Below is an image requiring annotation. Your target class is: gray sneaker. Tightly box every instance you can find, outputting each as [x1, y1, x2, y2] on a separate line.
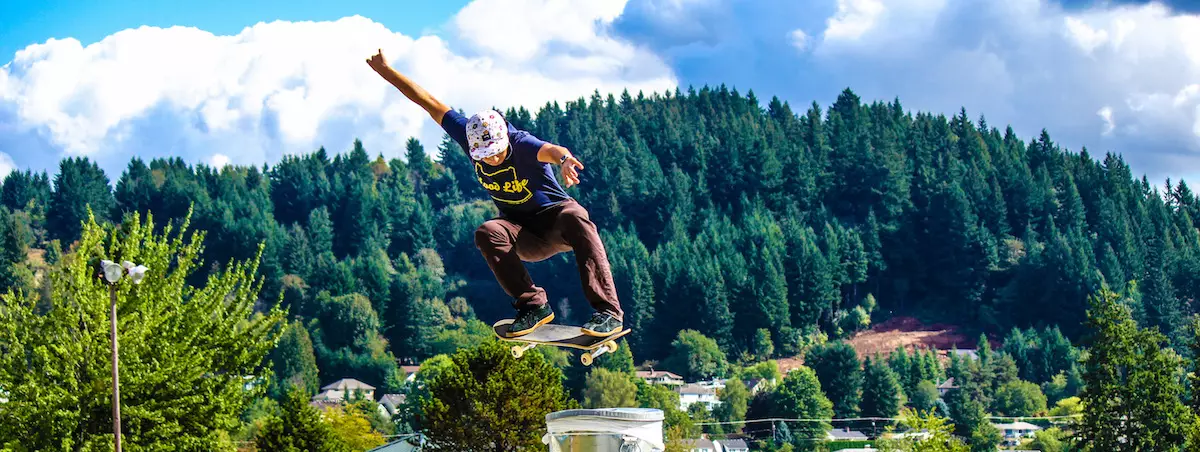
[581, 312, 622, 337]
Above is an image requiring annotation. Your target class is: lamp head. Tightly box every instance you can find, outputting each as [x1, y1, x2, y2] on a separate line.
[100, 260, 123, 283]
[128, 265, 149, 284]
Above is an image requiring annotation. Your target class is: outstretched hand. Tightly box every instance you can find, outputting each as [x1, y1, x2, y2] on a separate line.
[365, 48, 388, 73]
[561, 156, 584, 188]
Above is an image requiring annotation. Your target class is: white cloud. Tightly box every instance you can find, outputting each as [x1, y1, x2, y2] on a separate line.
[0, 152, 14, 179]
[1098, 106, 1115, 135]
[789, 29, 810, 51]
[210, 153, 231, 168]
[0, 5, 677, 171]
[823, 0, 886, 42]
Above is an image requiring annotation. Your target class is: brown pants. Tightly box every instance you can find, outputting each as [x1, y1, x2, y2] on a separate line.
[474, 199, 623, 321]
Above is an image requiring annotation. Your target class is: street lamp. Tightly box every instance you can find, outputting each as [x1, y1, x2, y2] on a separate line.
[100, 259, 148, 452]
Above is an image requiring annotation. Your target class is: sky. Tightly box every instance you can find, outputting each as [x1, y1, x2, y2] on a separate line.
[1, 0, 1199, 188]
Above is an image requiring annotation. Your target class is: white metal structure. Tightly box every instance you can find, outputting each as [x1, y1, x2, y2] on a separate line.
[543, 408, 665, 451]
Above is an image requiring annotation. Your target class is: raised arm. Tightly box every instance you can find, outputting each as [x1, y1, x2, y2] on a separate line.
[365, 49, 452, 124]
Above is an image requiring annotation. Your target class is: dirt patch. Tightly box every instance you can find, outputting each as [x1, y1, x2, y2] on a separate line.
[846, 316, 972, 360]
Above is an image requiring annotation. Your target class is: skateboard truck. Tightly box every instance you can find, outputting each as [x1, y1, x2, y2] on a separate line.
[510, 340, 619, 366]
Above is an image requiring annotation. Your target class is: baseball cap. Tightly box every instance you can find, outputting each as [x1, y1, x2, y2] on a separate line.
[466, 109, 509, 161]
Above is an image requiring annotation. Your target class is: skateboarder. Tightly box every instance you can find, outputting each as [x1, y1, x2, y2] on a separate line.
[366, 49, 624, 338]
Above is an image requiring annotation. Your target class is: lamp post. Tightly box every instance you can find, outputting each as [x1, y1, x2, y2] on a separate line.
[100, 259, 148, 452]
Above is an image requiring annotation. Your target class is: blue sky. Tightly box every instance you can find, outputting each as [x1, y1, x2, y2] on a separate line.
[2, 0, 1200, 187]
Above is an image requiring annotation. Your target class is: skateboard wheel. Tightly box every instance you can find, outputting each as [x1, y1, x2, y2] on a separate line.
[606, 341, 619, 353]
[511, 345, 524, 359]
[580, 353, 593, 366]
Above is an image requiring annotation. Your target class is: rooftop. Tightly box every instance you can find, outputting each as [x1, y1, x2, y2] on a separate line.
[322, 378, 376, 391]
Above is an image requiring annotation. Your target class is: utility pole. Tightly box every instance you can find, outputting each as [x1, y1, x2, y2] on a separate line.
[110, 284, 122, 452]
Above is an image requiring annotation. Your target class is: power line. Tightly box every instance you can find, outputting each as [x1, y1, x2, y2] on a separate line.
[692, 413, 1082, 427]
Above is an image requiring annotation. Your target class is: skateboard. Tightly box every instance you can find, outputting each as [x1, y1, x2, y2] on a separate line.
[492, 319, 631, 366]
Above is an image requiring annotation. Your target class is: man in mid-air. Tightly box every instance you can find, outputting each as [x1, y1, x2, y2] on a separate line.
[365, 49, 624, 338]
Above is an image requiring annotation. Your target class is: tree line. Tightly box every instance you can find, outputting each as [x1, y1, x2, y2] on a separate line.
[1, 84, 1200, 449]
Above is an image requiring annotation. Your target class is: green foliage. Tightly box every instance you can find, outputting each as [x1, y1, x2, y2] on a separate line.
[992, 379, 1048, 417]
[908, 380, 940, 413]
[712, 377, 750, 431]
[805, 341, 863, 418]
[582, 368, 638, 408]
[665, 329, 729, 381]
[417, 340, 573, 451]
[270, 320, 322, 398]
[254, 387, 349, 452]
[1077, 286, 1193, 451]
[861, 356, 904, 418]
[875, 408, 969, 452]
[1029, 427, 1070, 452]
[324, 403, 386, 451]
[764, 366, 834, 444]
[0, 210, 286, 451]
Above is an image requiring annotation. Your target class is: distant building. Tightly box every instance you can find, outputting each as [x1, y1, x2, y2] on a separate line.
[378, 393, 406, 417]
[827, 428, 869, 441]
[321, 378, 376, 401]
[952, 348, 979, 360]
[715, 438, 750, 452]
[677, 384, 721, 411]
[637, 368, 685, 386]
[936, 378, 958, 396]
[743, 378, 770, 395]
[681, 437, 716, 452]
[367, 434, 425, 452]
[400, 365, 421, 383]
[994, 421, 1041, 444]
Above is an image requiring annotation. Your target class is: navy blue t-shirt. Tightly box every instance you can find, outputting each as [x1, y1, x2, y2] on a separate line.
[440, 109, 572, 220]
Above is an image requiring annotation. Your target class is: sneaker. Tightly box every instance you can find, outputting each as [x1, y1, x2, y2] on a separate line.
[581, 312, 623, 337]
[508, 304, 554, 337]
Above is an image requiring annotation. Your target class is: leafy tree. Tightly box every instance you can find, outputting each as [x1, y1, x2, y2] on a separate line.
[764, 366, 834, 447]
[255, 387, 349, 452]
[325, 404, 385, 451]
[664, 329, 729, 381]
[992, 379, 1047, 417]
[1077, 286, 1192, 451]
[712, 377, 750, 431]
[875, 408, 969, 452]
[1029, 427, 1070, 452]
[0, 211, 286, 450]
[417, 340, 573, 451]
[908, 380, 940, 413]
[582, 368, 638, 409]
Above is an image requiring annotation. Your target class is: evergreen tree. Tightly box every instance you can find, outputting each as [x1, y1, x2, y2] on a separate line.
[860, 356, 904, 418]
[804, 341, 863, 418]
[1077, 286, 1191, 450]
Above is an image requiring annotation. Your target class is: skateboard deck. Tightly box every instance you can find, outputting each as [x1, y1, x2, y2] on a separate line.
[492, 319, 630, 366]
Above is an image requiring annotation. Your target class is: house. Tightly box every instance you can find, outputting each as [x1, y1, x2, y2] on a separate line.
[993, 421, 1041, 444]
[378, 394, 406, 417]
[936, 378, 957, 396]
[715, 438, 750, 452]
[367, 434, 425, 452]
[951, 348, 979, 360]
[321, 378, 376, 401]
[743, 378, 770, 395]
[400, 365, 421, 383]
[681, 437, 716, 452]
[677, 384, 722, 411]
[636, 368, 685, 386]
[827, 428, 869, 441]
